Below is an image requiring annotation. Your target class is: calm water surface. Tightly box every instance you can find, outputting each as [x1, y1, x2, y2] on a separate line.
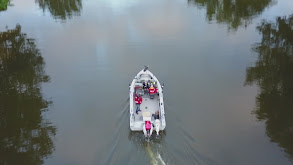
[0, 0, 293, 164]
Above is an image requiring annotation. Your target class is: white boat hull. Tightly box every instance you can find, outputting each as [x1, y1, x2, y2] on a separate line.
[129, 68, 166, 132]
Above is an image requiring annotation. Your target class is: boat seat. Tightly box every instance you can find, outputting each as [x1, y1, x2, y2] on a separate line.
[134, 82, 143, 87]
[142, 112, 151, 117]
[135, 88, 144, 96]
[134, 83, 143, 91]
[142, 112, 151, 121]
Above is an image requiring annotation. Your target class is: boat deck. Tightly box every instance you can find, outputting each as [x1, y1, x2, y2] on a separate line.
[133, 94, 160, 129]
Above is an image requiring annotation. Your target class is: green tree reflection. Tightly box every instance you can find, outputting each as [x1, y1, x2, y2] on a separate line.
[0, 0, 10, 11]
[0, 25, 56, 165]
[36, 0, 82, 20]
[188, 0, 273, 30]
[246, 15, 293, 157]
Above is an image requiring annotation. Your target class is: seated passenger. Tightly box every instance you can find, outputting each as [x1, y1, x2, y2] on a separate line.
[147, 81, 151, 89]
[135, 93, 142, 114]
[153, 110, 160, 120]
[149, 85, 156, 95]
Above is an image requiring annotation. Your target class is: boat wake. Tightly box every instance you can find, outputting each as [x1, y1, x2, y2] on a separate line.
[146, 143, 166, 165]
[100, 96, 169, 165]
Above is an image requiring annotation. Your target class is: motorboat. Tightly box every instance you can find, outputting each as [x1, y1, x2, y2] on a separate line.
[129, 66, 166, 138]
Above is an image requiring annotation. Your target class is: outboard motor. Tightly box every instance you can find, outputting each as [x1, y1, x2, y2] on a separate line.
[155, 119, 160, 137]
[143, 121, 153, 138]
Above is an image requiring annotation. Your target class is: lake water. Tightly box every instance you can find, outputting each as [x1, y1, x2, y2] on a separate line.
[0, 0, 293, 164]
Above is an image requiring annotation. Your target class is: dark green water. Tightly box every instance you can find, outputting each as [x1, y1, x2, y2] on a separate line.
[0, 0, 292, 164]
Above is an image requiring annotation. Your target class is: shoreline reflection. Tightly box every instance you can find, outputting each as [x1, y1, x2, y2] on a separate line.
[0, 25, 56, 165]
[246, 14, 293, 158]
[188, 0, 273, 30]
[36, 0, 82, 20]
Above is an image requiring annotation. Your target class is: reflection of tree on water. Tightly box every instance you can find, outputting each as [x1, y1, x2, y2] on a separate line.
[245, 15, 293, 158]
[188, 0, 272, 30]
[0, 25, 56, 165]
[36, 0, 82, 20]
[0, 0, 11, 11]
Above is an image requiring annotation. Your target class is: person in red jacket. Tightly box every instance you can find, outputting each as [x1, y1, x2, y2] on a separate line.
[149, 85, 157, 99]
[135, 93, 142, 114]
[149, 85, 156, 94]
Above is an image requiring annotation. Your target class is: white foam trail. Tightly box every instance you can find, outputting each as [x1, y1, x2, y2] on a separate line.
[157, 153, 166, 165]
[146, 144, 158, 165]
[146, 143, 167, 165]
